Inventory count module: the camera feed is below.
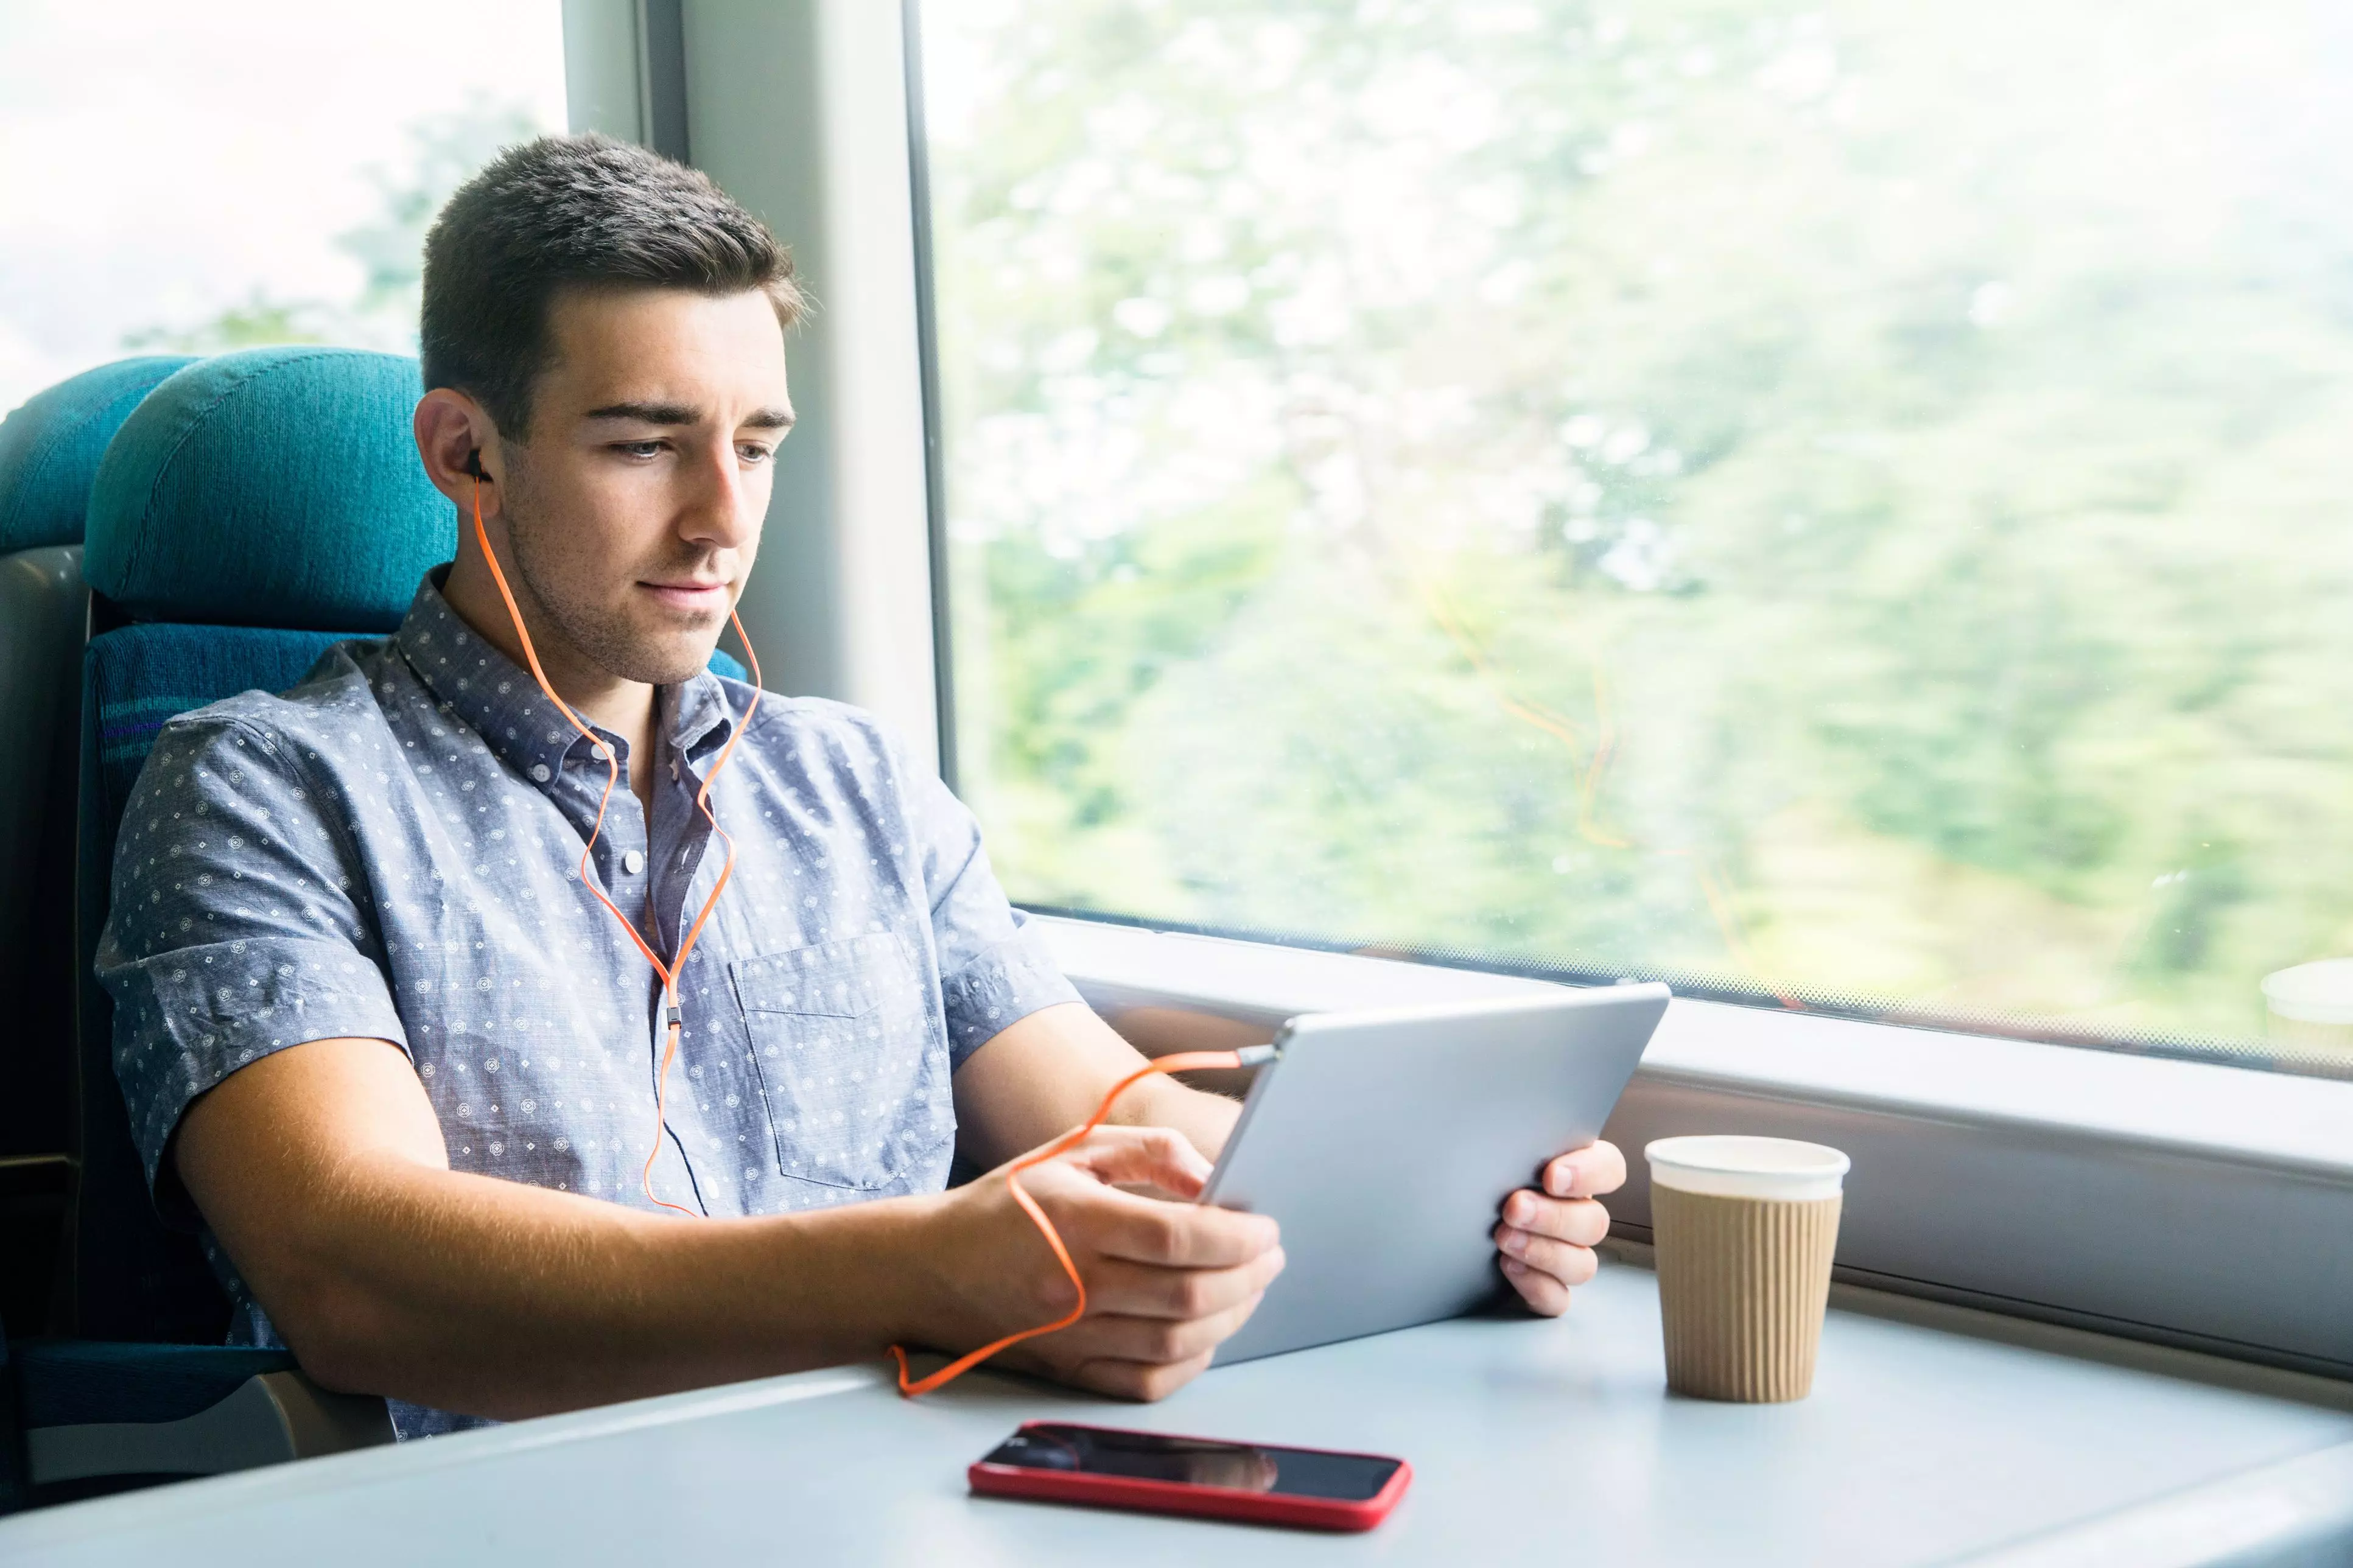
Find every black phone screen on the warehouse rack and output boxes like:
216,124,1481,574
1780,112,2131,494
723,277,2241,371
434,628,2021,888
981,1423,1401,1501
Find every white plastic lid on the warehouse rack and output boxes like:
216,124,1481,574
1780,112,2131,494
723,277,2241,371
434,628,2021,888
1646,1135,1850,1200
2261,960,2353,1025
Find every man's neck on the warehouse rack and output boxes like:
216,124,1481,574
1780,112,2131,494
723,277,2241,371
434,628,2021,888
441,555,661,813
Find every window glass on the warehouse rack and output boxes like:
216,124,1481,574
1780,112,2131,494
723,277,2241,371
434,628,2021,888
0,1,568,411
916,0,2353,1071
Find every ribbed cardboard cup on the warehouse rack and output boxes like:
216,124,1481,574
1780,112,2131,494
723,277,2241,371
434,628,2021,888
1646,1136,1850,1403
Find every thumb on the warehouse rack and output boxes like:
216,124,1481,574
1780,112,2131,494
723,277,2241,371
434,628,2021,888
1060,1124,1215,1197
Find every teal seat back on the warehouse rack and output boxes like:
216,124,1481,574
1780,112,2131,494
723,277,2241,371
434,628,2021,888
0,357,195,555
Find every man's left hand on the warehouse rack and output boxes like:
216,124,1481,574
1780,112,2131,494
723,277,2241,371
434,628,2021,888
1493,1139,1625,1314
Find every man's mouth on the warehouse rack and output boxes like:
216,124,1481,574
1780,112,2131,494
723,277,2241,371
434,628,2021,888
639,579,731,614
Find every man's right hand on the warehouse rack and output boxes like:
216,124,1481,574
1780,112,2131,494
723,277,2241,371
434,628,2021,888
911,1125,1285,1400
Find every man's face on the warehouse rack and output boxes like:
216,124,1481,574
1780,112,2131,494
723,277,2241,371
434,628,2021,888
496,286,793,686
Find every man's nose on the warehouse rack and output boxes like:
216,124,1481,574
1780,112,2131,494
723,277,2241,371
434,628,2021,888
677,438,760,551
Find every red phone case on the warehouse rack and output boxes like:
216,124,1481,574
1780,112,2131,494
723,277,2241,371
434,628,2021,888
967,1421,1412,1532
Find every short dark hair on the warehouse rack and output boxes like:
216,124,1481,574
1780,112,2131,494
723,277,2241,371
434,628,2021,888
421,133,805,438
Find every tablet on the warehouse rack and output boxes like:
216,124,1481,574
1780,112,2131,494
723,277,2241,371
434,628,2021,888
1201,983,1669,1364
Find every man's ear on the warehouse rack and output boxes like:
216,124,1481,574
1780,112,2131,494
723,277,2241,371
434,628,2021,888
414,389,505,506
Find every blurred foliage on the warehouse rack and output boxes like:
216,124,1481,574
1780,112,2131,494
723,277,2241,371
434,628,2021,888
923,0,2353,1046
123,290,332,352
121,105,539,355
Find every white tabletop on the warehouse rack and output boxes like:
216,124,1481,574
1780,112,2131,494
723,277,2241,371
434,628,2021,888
10,1255,2353,1566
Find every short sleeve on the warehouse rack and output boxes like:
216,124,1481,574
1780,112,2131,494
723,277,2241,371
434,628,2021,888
903,769,1082,1068
96,715,409,1195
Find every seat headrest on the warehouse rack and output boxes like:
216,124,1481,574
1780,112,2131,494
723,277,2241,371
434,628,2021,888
85,348,455,630
0,357,195,554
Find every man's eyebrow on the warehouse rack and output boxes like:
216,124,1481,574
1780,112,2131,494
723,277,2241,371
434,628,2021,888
581,401,795,430
583,400,700,424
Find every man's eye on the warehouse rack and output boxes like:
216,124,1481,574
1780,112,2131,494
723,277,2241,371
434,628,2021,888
613,441,664,459
738,444,776,464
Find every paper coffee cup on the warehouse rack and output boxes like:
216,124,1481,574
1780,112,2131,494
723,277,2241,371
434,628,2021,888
1645,1135,1850,1403
2262,960,2353,1059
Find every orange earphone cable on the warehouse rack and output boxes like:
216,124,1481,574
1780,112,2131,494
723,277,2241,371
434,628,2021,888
889,1048,1256,1397
469,472,760,1216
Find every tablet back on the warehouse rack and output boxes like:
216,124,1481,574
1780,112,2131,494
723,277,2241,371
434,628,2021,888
1202,984,1669,1364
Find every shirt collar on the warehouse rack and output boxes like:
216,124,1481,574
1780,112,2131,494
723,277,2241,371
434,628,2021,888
667,654,737,763
391,569,737,787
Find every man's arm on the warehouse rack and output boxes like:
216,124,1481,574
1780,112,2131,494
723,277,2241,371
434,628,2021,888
175,1032,1283,1418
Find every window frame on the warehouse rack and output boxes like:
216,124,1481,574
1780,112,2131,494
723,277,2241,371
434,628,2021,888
627,0,2353,1382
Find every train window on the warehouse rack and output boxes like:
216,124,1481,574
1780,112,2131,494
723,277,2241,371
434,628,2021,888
913,1,2353,1074
0,1,567,411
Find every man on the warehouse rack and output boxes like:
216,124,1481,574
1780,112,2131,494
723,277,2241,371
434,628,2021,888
97,135,1622,1438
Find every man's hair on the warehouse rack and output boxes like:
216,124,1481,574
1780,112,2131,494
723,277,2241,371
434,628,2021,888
421,133,805,438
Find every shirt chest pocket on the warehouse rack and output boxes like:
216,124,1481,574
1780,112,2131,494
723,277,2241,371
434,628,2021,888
730,933,952,1191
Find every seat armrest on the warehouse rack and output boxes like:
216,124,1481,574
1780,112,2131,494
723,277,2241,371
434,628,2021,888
14,1339,293,1427
12,1341,393,1489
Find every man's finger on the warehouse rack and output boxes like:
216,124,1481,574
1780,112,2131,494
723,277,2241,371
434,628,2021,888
1064,1348,1218,1402
1502,1256,1574,1317
1061,1124,1215,1197
1077,1247,1288,1321
1543,1139,1627,1199
1495,1228,1599,1290
1498,1192,1611,1247
1072,1184,1282,1268
1054,1290,1268,1368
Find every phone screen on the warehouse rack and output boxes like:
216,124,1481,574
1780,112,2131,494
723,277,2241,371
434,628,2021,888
980,1423,1402,1501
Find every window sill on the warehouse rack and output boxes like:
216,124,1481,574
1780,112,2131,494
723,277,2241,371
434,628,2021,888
1035,913,2353,1380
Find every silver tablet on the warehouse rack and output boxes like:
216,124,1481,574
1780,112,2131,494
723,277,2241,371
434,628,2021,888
1202,983,1669,1364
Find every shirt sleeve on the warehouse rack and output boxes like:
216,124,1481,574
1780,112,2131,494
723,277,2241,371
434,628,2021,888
902,768,1084,1069
96,713,410,1195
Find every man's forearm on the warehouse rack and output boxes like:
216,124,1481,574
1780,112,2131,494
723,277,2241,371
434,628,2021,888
265,1152,939,1420
175,1036,966,1421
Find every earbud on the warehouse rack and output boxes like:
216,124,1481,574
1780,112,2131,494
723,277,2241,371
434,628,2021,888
462,449,486,481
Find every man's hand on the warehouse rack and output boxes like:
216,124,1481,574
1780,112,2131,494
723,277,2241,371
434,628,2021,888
914,1125,1285,1400
1493,1139,1625,1314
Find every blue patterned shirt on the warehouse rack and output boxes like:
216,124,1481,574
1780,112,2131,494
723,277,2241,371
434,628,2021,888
95,572,1079,1437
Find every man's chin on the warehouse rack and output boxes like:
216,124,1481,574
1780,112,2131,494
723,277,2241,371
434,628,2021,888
607,631,728,687
651,646,728,685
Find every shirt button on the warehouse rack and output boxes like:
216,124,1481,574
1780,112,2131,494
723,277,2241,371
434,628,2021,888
622,850,646,875
530,763,552,783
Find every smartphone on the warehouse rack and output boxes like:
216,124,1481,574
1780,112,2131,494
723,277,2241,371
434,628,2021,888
968,1420,1411,1532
